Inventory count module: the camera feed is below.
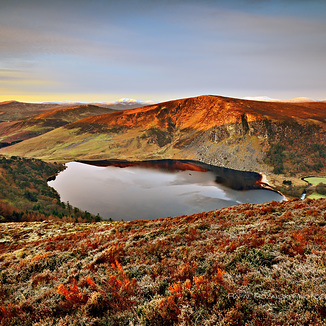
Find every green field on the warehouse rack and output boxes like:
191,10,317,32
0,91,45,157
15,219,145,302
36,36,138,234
307,192,326,199
304,176,326,199
304,176,326,186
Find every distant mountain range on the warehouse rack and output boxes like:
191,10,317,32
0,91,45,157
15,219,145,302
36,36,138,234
0,94,325,196
242,96,320,102
0,101,64,121
0,98,154,121
94,98,157,110
38,98,157,110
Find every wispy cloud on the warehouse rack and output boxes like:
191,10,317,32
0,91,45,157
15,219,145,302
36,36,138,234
0,0,325,101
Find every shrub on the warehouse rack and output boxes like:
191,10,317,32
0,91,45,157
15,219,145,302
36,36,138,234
316,183,326,196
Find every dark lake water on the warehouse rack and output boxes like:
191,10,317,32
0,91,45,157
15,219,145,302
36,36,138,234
48,160,285,220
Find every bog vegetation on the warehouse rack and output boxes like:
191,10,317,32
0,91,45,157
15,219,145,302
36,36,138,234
0,155,101,223
1,198,326,325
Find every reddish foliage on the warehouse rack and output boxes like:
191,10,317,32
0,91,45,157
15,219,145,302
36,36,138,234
57,278,88,309
2,198,326,324
86,276,96,288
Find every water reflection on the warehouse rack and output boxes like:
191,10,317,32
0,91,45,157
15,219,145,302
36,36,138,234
48,160,284,220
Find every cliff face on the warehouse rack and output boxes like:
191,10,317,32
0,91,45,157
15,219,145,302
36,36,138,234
1,95,325,189
190,117,324,174
64,95,326,175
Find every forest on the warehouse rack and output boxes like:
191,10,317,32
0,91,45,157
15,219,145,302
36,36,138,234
0,155,101,223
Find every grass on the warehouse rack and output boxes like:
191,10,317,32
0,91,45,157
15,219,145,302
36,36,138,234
308,192,326,199
1,198,326,325
304,177,326,186
304,177,326,199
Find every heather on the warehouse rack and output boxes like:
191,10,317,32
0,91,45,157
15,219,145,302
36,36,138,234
1,198,326,325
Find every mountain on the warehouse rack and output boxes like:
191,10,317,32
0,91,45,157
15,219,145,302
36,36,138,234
0,100,65,122
0,104,117,146
94,98,156,110
0,98,152,124
242,96,321,103
1,95,325,195
1,96,326,324
284,97,316,103
242,96,281,102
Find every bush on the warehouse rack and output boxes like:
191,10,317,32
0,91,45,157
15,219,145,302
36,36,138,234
316,183,326,195
24,190,38,202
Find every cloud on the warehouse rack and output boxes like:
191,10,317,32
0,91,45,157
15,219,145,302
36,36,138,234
0,69,23,81
0,67,57,97
0,0,325,100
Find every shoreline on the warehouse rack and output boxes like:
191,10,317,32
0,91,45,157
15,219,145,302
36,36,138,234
258,172,288,200
77,158,264,191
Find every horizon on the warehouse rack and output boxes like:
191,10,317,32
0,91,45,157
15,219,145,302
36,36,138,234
1,0,326,103
0,94,324,105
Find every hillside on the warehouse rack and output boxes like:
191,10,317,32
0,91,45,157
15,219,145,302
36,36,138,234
0,105,116,146
0,101,63,122
1,95,325,194
0,96,325,325
1,198,326,325
0,155,101,223
0,99,150,123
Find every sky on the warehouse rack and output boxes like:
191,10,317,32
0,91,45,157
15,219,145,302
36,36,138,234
0,0,326,103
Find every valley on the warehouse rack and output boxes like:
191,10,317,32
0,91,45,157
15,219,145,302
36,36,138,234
2,0,326,323
0,95,325,325
0,95,325,197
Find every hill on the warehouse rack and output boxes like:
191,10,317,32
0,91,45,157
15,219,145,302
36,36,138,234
0,155,101,223
0,105,117,147
0,95,325,324
0,99,151,123
0,101,64,122
1,198,326,325
1,95,325,195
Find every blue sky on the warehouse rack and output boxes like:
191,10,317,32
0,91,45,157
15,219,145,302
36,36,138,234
0,0,325,102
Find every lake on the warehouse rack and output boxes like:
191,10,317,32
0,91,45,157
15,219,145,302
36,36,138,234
48,160,285,220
